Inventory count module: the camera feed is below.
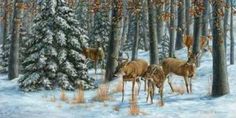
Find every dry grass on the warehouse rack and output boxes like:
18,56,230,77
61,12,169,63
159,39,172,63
173,84,186,95
114,80,123,93
129,94,140,116
60,90,68,102
94,84,110,102
72,88,85,104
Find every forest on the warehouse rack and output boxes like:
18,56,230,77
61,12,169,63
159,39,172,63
0,0,236,117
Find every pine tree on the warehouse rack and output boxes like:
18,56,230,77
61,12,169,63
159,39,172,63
0,35,11,73
75,0,89,35
90,0,110,56
18,0,96,91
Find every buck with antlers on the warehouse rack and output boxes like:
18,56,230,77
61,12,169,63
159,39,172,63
82,45,104,74
113,57,149,102
162,53,199,94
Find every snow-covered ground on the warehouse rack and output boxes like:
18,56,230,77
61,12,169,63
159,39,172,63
0,47,236,118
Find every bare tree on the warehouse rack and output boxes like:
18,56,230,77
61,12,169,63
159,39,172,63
175,0,185,50
148,0,159,64
169,0,176,57
105,0,123,81
8,0,24,80
156,2,164,43
185,0,191,35
0,1,3,45
211,0,230,96
132,1,141,60
120,0,129,56
2,0,9,51
224,0,230,53
230,0,234,65
192,0,202,67
202,0,209,39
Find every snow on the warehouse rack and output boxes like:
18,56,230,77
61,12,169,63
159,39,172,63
1,46,236,118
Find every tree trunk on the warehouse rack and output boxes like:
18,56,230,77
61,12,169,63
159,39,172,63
169,0,176,57
156,3,164,43
142,0,149,51
131,19,140,60
185,0,191,35
192,1,201,67
209,4,214,34
0,1,3,45
212,0,229,97
132,2,141,60
119,0,129,57
8,0,24,80
224,0,230,53
175,0,185,50
148,0,159,64
105,0,122,81
2,0,9,51
230,0,234,65
202,0,209,37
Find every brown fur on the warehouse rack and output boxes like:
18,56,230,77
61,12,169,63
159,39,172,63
114,59,149,102
144,65,166,105
162,54,197,94
83,47,104,74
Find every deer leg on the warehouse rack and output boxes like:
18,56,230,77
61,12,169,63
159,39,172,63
168,76,174,92
137,78,141,95
190,78,192,93
159,86,164,106
144,79,147,91
151,82,154,104
146,80,150,103
94,60,97,75
122,79,125,102
132,79,136,101
184,76,189,94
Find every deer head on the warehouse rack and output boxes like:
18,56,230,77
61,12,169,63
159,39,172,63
113,59,129,77
187,52,200,65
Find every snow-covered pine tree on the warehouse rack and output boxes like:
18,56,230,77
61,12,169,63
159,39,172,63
0,45,3,72
18,0,96,91
0,35,11,73
90,1,110,47
75,0,89,35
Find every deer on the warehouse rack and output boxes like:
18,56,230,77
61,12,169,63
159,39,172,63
183,35,212,57
113,58,149,102
162,53,199,94
82,46,104,75
144,64,166,105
